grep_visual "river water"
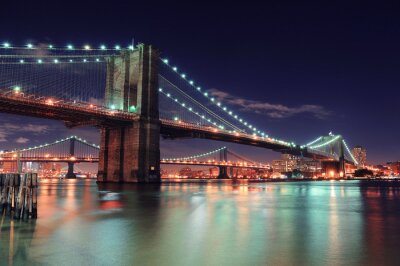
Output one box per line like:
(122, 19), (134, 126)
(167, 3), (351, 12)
(1, 179), (400, 266)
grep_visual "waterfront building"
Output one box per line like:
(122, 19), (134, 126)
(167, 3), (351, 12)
(352, 146), (367, 168)
(272, 154), (321, 177)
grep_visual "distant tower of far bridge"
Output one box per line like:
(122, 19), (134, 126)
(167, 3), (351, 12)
(97, 44), (161, 183)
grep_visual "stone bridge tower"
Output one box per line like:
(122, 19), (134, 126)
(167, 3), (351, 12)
(97, 44), (160, 183)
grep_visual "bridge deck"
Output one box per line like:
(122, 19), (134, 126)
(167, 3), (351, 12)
(0, 92), (138, 126)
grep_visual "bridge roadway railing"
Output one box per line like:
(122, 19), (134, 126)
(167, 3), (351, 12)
(0, 156), (99, 163)
(160, 159), (270, 169)
(0, 90), (138, 122)
(160, 119), (292, 148)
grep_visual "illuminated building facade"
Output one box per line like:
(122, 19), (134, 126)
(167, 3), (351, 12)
(352, 146), (367, 168)
(272, 154), (321, 177)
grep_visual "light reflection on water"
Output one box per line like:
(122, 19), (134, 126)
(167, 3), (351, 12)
(1, 180), (400, 265)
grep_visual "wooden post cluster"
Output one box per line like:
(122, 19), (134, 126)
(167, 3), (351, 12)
(0, 173), (38, 220)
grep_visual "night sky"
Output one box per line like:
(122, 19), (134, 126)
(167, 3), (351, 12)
(1, 0), (400, 164)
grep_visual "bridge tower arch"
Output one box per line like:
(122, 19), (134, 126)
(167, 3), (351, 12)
(97, 44), (160, 183)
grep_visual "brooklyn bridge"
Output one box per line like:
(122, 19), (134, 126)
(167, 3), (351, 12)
(0, 42), (358, 182)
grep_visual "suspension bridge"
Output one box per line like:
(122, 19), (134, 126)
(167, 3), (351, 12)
(0, 42), (358, 182)
(0, 136), (270, 178)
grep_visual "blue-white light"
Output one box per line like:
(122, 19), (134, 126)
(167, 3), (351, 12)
(67, 44), (73, 50)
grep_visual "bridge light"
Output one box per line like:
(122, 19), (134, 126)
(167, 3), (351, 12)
(189, 80), (194, 85)
(173, 116), (179, 121)
(163, 59), (169, 64)
(48, 44), (53, 49)
(13, 86), (21, 93)
(27, 43), (33, 48)
(115, 45), (121, 50)
(100, 45), (106, 50)
(181, 74), (186, 78)
(204, 92), (208, 96)
(129, 105), (136, 112)
(67, 44), (73, 49)
(223, 107), (227, 111)
(128, 45), (134, 50)
(196, 87), (201, 91)
(69, 59), (73, 63)
(84, 45), (91, 50)
(37, 59), (43, 64)
(46, 99), (54, 105)
(53, 59), (59, 63)
(110, 104), (115, 110)
(83, 59), (87, 62)
(173, 67), (178, 71)
(96, 58), (100, 62)
(3, 42), (10, 48)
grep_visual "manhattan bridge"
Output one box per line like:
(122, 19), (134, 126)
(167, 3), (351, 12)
(0, 42), (358, 182)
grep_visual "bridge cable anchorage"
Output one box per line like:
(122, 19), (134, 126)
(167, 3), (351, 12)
(160, 57), (299, 143)
(161, 147), (226, 161)
(159, 76), (244, 132)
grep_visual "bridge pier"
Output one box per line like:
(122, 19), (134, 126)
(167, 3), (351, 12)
(217, 166), (229, 179)
(66, 162), (76, 179)
(217, 148), (229, 179)
(66, 137), (76, 178)
(97, 44), (160, 183)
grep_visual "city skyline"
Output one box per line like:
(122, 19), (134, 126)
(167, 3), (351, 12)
(1, 1), (400, 164)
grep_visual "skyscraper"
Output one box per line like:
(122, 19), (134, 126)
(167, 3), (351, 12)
(352, 146), (367, 168)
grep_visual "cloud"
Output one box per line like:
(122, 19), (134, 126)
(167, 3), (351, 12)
(0, 123), (50, 143)
(208, 89), (330, 119)
(15, 137), (29, 144)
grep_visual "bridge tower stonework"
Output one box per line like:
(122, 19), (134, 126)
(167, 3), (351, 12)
(97, 44), (160, 183)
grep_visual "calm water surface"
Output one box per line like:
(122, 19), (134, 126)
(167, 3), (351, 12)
(1, 179), (400, 266)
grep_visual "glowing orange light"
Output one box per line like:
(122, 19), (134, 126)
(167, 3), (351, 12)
(70, 156), (76, 161)
(46, 99), (54, 105)
(329, 170), (335, 177)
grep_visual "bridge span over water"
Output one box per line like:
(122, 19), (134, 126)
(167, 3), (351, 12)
(0, 42), (358, 182)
